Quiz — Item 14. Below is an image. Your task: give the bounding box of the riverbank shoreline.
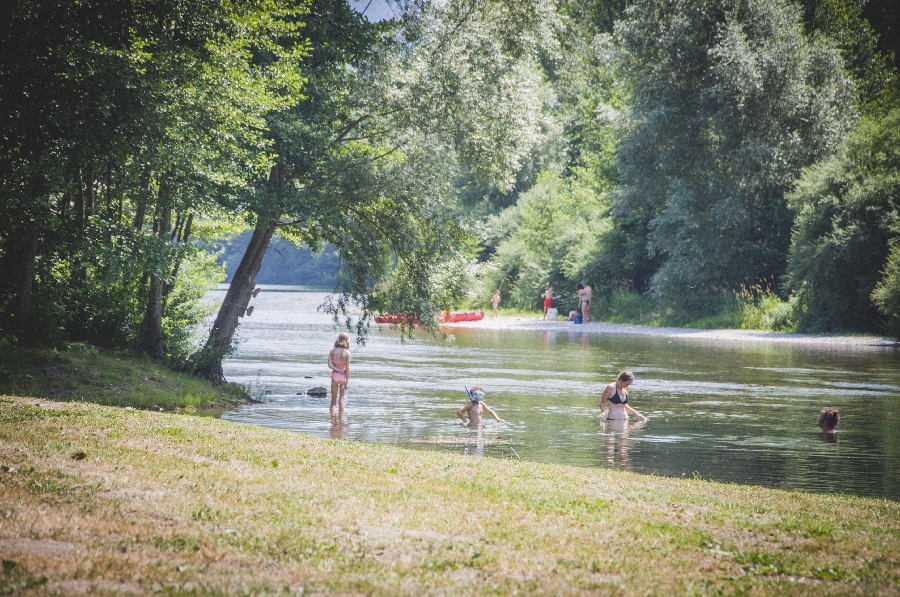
[443,315,899,349]
[1,394,898,595]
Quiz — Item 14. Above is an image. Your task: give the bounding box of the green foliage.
[263,0,562,337]
[737,289,798,332]
[163,249,226,360]
[611,0,856,304]
[797,0,900,114]
[477,170,611,311]
[786,109,900,333]
[603,289,656,324]
[872,243,900,336]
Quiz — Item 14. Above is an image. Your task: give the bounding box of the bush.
[739,291,797,332]
[786,110,900,333]
[872,243,900,338]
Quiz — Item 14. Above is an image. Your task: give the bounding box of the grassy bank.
[0,344,248,411]
[1,396,897,596]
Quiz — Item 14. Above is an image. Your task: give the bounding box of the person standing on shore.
[600,370,647,422]
[328,333,352,415]
[576,282,592,323]
[491,290,501,318]
[541,285,560,319]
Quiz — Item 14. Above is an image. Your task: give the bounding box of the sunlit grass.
[0,344,247,411]
[1,395,897,595]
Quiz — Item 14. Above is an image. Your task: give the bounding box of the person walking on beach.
[576,282,592,323]
[541,285,560,319]
[600,370,647,422]
[458,386,504,426]
[491,290,501,318]
[328,333,351,415]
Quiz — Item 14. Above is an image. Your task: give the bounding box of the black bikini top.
[608,386,628,405]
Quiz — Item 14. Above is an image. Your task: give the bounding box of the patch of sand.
[0,536,77,559]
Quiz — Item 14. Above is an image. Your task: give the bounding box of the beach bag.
[573,315,583,324]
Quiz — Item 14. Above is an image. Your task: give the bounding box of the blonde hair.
[334,333,350,349]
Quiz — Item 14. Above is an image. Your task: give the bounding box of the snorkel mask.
[465,385,485,403]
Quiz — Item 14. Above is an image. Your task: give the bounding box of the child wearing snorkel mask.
[457,386,504,426]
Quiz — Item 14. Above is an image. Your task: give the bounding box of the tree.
[787,109,900,333]
[0,0,304,351]
[195,0,557,382]
[610,0,855,307]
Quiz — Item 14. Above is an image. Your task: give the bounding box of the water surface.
[216,287,900,501]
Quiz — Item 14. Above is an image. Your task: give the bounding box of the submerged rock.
[306,387,327,398]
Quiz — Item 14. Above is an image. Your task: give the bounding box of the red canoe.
[440,311,485,323]
[373,311,484,324]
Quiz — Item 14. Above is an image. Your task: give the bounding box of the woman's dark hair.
[617,370,634,383]
[576,282,584,290]
[818,408,840,430]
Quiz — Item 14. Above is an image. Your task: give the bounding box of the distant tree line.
[211,232,339,287]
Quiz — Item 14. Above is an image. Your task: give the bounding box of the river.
[214,287,900,501]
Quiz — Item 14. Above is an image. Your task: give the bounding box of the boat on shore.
[373,311,484,324]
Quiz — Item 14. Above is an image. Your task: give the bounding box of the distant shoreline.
[442,315,899,349]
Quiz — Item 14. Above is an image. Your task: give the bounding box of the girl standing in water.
[600,370,647,421]
[328,333,351,415]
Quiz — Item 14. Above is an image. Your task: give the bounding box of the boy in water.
[457,386,504,426]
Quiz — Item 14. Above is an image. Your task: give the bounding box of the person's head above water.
[819,408,839,432]
[616,370,634,387]
[334,333,350,349]
[468,385,486,403]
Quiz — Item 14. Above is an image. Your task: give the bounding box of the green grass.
[0,395,898,596]
[0,343,248,411]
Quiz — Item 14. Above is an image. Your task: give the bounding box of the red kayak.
[373,311,484,324]
[440,311,484,323]
[373,314,414,324]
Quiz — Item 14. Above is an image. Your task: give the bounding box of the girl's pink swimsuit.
[331,363,348,384]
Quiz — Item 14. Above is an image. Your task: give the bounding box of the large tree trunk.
[135,186,171,358]
[2,221,41,339]
[195,218,278,382]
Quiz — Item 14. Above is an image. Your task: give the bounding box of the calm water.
[215,287,900,501]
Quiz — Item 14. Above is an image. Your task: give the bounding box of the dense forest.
[2,0,899,380]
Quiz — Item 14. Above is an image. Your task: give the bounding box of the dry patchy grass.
[0,396,898,596]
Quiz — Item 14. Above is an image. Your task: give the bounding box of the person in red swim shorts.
[541,285,560,319]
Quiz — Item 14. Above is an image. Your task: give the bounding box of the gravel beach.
[443,315,899,349]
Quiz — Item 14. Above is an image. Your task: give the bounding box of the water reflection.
[215,287,900,501]
[600,418,647,469]
[330,413,349,440]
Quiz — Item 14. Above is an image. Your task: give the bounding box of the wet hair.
[334,333,350,349]
[617,370,635,383]
[818,408,839,430]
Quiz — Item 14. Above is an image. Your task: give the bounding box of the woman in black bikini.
[599,370,647,421]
